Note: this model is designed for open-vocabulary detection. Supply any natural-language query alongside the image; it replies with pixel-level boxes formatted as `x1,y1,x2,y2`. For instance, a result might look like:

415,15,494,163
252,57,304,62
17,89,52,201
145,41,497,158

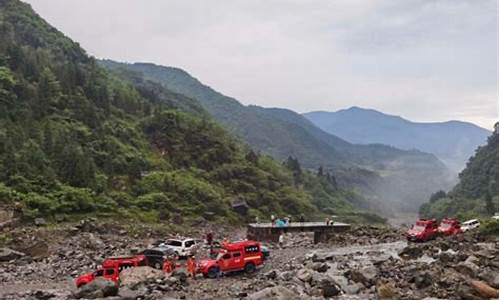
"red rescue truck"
438,218,463,236
75,255,147,287
406,219,438,242
198,240,263,278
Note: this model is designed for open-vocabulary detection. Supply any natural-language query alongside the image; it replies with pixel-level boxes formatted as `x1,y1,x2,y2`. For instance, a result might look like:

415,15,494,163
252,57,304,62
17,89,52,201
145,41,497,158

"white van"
461,219,481,232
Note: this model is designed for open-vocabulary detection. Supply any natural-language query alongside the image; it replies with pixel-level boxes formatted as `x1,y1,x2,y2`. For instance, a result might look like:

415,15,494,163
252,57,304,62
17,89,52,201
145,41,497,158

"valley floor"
0,221,498,299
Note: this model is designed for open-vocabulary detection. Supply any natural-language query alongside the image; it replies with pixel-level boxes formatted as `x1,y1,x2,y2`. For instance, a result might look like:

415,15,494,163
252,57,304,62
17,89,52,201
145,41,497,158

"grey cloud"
24,0,498,129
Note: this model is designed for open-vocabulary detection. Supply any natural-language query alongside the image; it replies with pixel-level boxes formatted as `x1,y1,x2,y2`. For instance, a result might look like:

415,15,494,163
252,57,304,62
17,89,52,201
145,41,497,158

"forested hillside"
304,107,490,173
420,123,499,220
0,0,383,224
100,61,454,214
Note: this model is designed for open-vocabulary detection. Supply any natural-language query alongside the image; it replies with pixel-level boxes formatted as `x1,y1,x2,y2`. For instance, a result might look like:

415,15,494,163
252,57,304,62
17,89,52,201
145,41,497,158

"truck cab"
198,240,263,278
75,255,147,287
406,219,438,242
438,218,463,236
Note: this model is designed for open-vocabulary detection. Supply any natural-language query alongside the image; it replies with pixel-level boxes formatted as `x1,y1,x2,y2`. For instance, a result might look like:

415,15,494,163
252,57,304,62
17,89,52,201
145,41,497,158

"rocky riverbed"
0,220,498,299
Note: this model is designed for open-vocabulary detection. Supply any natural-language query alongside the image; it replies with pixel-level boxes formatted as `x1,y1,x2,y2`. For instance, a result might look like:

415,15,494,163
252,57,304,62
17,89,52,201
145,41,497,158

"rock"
118,287,139,300
171,269,189,284
264,270,277,280
0,247,25,262
75,277,118,299
413,272,433,289
438,251,455,264
247,286,301,300
20,241,49,259
120,266,165,288
377,281,397,300
398,245,423,259
470,280,499,299
34,218,47,226
348,265,378,287
455,261,480,278
311,262,329,273
457,283,483,300
479,270,499,288
277,271,294,281
296,268,313,283
320,277,341,297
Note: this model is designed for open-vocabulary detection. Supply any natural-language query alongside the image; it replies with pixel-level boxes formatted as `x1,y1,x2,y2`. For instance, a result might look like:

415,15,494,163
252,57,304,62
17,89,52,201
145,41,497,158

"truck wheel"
245,263,256,274
207,267,219,279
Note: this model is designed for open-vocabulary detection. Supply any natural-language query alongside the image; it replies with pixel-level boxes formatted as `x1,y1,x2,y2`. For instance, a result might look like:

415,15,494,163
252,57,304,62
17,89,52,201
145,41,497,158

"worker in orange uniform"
187,255,197,279
163,258,174,273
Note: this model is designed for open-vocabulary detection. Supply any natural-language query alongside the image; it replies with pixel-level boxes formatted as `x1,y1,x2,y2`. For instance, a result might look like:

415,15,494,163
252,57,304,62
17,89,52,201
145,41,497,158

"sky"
24,0,498,129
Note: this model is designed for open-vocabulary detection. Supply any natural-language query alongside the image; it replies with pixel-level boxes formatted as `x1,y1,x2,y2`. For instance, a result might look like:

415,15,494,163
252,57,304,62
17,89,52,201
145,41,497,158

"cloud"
24,0,498,129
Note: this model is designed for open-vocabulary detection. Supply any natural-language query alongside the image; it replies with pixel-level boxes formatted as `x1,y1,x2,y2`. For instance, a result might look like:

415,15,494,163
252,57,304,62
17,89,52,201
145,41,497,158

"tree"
317,166,324,177
429,190,447,203
485,190,495,216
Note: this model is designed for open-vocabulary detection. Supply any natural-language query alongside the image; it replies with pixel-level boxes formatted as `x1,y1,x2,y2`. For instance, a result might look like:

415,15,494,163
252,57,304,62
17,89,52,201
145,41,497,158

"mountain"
304,107,491,172
419,124,499,220
99,61,454,214
0,0,386,224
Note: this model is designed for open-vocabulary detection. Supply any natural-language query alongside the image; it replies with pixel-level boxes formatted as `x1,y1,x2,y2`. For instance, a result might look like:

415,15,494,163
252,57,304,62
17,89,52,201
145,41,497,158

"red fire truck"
198,240,263,278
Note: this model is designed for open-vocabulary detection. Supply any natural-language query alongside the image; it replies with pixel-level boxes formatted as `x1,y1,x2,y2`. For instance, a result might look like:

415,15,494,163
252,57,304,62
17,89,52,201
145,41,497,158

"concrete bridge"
247,222,351,244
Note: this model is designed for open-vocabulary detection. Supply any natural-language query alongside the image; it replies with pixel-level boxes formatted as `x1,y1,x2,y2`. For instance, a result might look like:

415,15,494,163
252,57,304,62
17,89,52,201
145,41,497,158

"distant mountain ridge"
304,107,491,172
100,60,454,214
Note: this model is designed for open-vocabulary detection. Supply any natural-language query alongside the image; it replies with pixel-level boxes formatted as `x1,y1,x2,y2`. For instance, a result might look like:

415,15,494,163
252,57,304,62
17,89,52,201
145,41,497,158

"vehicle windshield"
413,225,426,232
440,223,451,229
166,240,182,247
216,252,230,261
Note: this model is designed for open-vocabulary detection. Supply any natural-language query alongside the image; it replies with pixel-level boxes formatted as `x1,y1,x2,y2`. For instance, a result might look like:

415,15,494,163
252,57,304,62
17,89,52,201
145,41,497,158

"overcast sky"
25,0,498,129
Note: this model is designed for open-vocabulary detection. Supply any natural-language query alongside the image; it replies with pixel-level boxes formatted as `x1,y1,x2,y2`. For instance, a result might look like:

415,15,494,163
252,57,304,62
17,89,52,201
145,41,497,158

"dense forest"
100,61,454,214
420,123,499,220
0,0,383,224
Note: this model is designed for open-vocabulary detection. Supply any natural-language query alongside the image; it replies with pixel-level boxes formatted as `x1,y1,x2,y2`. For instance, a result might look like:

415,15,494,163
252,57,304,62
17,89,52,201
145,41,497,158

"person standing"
187,255,197,279
271,214,276,226
278,234,284,248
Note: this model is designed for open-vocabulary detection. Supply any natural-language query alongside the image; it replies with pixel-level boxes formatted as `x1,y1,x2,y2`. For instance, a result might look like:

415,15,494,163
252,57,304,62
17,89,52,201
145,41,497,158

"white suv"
461,219,480,232
160,239,198,257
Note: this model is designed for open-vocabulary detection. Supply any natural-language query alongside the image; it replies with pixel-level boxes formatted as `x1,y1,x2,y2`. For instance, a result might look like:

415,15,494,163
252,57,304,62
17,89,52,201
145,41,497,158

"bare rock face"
120,266,165,288
75,277,118,299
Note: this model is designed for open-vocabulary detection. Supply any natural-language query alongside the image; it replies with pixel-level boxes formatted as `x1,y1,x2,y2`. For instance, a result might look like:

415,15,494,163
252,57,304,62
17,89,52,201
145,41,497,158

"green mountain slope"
304,107,490,173
99,60,454,213
420,124,499,219
0,0,382,224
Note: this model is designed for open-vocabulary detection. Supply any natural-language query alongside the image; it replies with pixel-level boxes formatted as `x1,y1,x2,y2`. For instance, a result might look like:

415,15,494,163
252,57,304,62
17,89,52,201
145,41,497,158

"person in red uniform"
163,258,174,273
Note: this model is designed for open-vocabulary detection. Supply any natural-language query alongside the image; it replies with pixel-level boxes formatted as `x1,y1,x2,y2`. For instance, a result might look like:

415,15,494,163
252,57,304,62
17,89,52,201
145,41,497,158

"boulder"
120,266,165,288
413,272,433,289
277,271,294,281
20,241,49,259
296,268,313,283
118,287,139,300
247,286,301,300
398,245,423,259
348,265,378,287
75,278,118,299
470,280,499,299
0,247,25,262
377,281,397,300
455,261,480,278
320,277,341,297
311,262,329,273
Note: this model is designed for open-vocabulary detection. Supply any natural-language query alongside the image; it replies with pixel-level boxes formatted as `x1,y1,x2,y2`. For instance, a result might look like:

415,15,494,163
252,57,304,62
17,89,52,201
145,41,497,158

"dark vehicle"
140,248,175,269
